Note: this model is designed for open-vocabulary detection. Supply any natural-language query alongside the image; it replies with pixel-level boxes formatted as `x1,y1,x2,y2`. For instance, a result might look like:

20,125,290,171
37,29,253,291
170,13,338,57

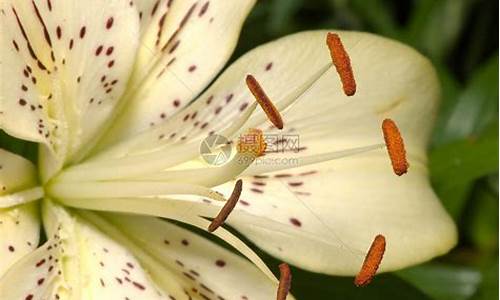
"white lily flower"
0,0,457,299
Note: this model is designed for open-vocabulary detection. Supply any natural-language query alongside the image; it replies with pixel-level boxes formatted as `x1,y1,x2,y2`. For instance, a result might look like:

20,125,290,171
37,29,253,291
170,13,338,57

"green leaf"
433,55,499,146
0,130,38,163
471,258,499,300
430,123,499,218
291,270,433,300
461,0,497,75
465,179,499,253
397,264,482,300
268,0,303,35
348,0,400,38
486,173,498,195
431,64,463,147
406,0,473,60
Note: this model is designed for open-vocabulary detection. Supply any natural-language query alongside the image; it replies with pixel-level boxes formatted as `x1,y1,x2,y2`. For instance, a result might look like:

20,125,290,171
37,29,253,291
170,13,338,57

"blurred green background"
231,0,499,299
0,0,497,299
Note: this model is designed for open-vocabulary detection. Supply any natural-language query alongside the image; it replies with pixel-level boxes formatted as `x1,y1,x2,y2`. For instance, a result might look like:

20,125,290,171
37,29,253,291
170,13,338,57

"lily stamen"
242,143,386,176
326,32,356,96
208,179,243,232
246,74,284,129
277,263,292,300
382,119,409,176
48,181,227,202
354,234,386,287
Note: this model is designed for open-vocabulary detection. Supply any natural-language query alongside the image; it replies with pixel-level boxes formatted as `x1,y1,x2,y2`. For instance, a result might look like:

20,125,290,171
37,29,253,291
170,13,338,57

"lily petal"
0,149,40,276
187,30,455,275
57,196,277,283
100,212,284,300
98,0,257,148
0,200,176,299
0,0,139,173
215,158,457,275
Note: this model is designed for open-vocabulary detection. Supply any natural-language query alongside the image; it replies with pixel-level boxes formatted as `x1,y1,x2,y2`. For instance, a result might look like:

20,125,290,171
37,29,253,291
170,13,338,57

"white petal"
0,200,173,299
102,213,283,300
99,0,257,148
112,30,455,275
216,157,457,275
183,31,454,275
57,196,277,283
0,149,40,276
0,203,39,277
0,234,61,300
0,0,139,169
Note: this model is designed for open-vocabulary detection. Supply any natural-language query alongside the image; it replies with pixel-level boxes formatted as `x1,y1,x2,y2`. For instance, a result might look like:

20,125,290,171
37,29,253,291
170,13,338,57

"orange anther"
246,74,284,129
326,33,356,96
354,234,386,287
277,263,292,300
382,119,409,176
208,179,243,232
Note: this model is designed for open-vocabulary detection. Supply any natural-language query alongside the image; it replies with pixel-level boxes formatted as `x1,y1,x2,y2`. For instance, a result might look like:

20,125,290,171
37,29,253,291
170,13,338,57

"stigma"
326,32,356,96
246,74,284,129
354,234,386,287
382,119,409,176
